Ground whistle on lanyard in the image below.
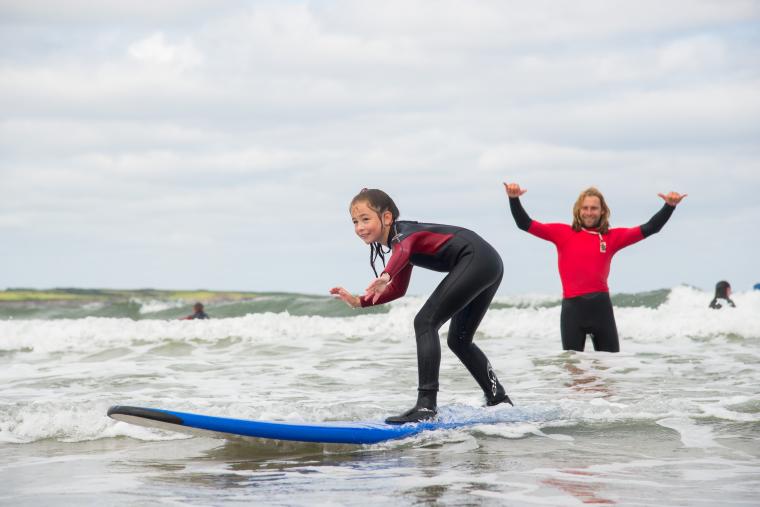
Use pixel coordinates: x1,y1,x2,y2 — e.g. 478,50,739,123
583,228,607,253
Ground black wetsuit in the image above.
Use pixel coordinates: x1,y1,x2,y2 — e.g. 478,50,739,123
709,281,735,309
510,197,675,352
709,298,735,309
360,221,511,421
186,311,209,320
560,293,619,352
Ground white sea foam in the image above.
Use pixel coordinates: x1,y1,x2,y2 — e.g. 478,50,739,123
0,286,758,448
656,417,720,448
132,298,187,314
3,286,757,355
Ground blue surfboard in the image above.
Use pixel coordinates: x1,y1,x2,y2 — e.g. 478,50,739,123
107,405,510,444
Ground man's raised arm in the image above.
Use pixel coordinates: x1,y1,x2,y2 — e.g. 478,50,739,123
640,191,687,237
503,182,532,231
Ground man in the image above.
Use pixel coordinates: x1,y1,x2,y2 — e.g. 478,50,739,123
504,183,686,352
182,302,209,320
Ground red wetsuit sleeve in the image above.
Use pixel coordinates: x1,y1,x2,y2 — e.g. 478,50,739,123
359,264,413,307
606,226,644,253
382,236,413,280
359,229,452,307
607,204,673,252
528,221,573,244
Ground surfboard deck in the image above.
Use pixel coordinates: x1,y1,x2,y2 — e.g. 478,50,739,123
107,405,500,444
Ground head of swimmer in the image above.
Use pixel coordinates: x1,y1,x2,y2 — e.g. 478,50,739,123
715,280,731,299
350,188,399,245
572,187,611,234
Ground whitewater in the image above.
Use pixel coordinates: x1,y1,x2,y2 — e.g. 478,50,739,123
1,286,759,505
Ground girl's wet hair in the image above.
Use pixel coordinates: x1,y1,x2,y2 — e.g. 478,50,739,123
350,188,400,277
350,188,400,221
572,187,611,234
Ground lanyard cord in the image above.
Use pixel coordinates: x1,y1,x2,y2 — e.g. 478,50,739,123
582,228,607,252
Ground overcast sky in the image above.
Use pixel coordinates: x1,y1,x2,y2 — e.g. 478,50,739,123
1,0,759,296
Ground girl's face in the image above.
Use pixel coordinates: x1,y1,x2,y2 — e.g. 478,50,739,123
351,200,392,244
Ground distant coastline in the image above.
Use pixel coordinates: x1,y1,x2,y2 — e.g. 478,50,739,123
0,288,263,303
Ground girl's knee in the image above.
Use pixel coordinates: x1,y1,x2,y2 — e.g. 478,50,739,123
413,311,437,335
446,332,471,353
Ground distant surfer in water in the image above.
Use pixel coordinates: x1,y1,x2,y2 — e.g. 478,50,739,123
331,188,512,424
709,281,735,309
504,183,686,352
182,302,209,320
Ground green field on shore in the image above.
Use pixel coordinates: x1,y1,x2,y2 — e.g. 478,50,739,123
0,288,262,303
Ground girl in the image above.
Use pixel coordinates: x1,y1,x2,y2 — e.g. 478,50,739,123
330,188,512,424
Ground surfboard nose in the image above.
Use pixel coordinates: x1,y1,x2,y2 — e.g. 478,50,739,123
107,405,183,425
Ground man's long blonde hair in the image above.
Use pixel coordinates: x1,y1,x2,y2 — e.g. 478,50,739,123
572,187,610,234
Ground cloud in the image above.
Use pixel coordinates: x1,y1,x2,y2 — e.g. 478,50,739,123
657,35,728,72
480,142,621,172
0,0,223,25
1,1,759,292
127,32,202,69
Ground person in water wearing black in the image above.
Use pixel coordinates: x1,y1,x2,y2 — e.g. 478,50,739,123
709,281,736,309
182,302,209,320
330,188,512,424
505,183,686,352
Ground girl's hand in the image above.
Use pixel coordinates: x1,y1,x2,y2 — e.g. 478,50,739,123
657,192,687,206
329,287,361,308
503,182,527,198
365,273,391,303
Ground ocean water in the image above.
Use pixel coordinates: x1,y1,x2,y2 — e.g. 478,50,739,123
1,286,759,506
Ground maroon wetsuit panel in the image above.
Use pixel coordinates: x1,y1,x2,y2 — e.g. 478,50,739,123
359,221,457,307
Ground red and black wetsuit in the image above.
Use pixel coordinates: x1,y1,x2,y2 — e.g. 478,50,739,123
360,221,509,410
509,197,675,352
